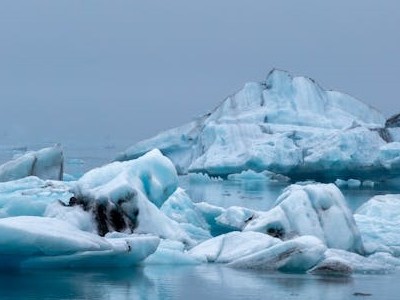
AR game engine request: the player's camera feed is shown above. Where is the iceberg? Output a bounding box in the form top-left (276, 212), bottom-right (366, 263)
top-left (227, 235), bottom-right (326, 272)
top-left (68, 149), bottom-right (194, 245)
top-left (354, 194), bottom-right (400, 256)
top-left (0, 145), bottom-right (64, 182)
top-left (189, 231), bottom-right (326, 272)
top-left (188, 231), bottom-right (280, 263)
top-left (145, 239), bottom-right (200, 265)
top-left (244, 183), bottom-right (364, 254)
top-left (116, 70), bottom-right (400, 181)
top-left (194, 202), bottom-right (230, 236)
top-left (194, 202), bottom-right (257, 236)
top-left (2, 147), bottom-right (400, 273)
top-left (187, 185), bottom-right (400, 273)
top-left (309, 249), bottom-right (400, 275)
top-left (0, 216), bottom-right (159, 269)
top-left (386, 113), bottom-right (400, 142)
top-left (0, 176), bottom-right (73, 218)
top-left (160, 188), bottom-right (212, 243)
top-left (161, 188), bottom-right (208, 230)
top-left (214, 206), bottom-right (255, 231)
top-left (76, 148), bottom-right (178, 209)
top-left (227, 170), bottom-right (290, 183)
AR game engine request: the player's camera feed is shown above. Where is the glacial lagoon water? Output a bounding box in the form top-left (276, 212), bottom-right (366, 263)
top-left (1, 143), bottom-right (400, 300)
top-left (1, 266), bottom-right (400, 300)
top-left (179, 174), bottom-right (400, 212)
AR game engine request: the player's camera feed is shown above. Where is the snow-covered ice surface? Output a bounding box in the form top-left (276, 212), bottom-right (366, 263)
top-left (116, 70), bottom-right (400, 181)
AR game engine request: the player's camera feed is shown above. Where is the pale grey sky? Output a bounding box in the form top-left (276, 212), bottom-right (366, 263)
top-left (0, 0), bottom-right (399, 147)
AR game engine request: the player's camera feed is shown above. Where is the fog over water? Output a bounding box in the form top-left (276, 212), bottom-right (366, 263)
top-left (0, 0), bottom-right (399, 147)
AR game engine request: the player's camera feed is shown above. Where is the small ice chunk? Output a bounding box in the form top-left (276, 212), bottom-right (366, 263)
top-left (188, 231), bottom-right (280, 263)
top-left (355, 194), bottom-right (400, 256)
top-left (0, 145), bottom-right (64, 182)
top-left (195, 202), bottom-right (256, 236)
top-left (347, 179), bottom-right (361, 188)
top-left (0, 177), bottom-right (73, 218)
top-left (228, 236), bottom-right (326, 272)
top-left (310, 249), bottom-right (398, 275)
top-left (334, 178), bottom-right (361, 188)
top-left (161, 188), bottom-right (211, 243)
top-left (145, 239), bottom-right (200, 265)
top-left (362, 180), bottom-right (375, 188)
top-left (215, 206), bottom-right (256, 231)
top-left (308, 257), bottom-right (353, 276)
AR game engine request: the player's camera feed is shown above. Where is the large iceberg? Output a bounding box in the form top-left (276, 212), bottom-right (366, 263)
top-left (0, 145), bottom-right (64, 182)
top-left (116, 70), bottom-right (400, 180)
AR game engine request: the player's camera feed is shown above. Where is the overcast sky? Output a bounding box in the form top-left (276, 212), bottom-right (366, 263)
top-left (0, 0), bottom-right (399, 147)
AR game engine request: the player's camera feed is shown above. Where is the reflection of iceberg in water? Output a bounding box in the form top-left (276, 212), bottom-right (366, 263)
top-left (141, 265), bottom-right (400, 300)
top-left (0, 264), bottom-right (400, 299)
top-left (0, 268), bottom-right (156, 300)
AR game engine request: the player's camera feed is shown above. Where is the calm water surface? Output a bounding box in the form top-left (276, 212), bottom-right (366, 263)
top-left (0, 266), bottom-right (399, 300)
top-left (180, 175), bottom-right (400, 212)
